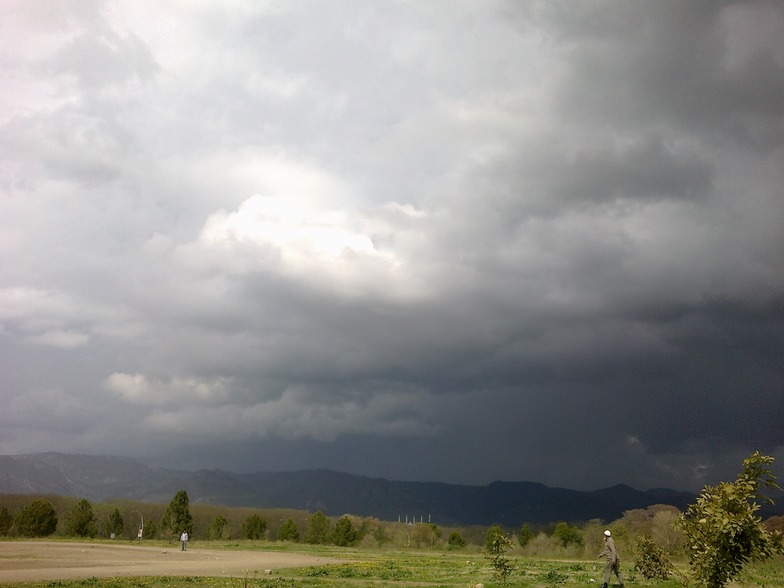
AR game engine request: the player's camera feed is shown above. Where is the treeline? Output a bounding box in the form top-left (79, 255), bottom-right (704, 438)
top-left (0, 489), bottom-right (669, 552)
top-left (0, 491), bottom-right (439, 548)
top-left (2, 491), bottom-right (782, 553)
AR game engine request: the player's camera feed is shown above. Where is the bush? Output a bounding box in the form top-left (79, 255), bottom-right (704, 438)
top-left (542, 567), bottom-right (567, 588)
top-left (483, 525), bottom-right (515, 585)
top-left (634, 535), bottom-right (673, 580)
top-left (410, 523), bottom-right (440, 548)
top-left (448, 530), bottom-right (466, 549)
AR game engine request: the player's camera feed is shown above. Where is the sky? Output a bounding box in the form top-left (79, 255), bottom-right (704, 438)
top-left (2, 0), bottom-right (783, 493)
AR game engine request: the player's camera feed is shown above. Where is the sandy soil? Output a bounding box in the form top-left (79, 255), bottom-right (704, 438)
top-left (0, 541), bottom-right (344, 583)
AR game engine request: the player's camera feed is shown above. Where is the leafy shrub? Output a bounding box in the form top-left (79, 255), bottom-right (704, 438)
top-left (679, 451), bottom-right (784, 588)
top-left (634, 535), bottom-right (673, 580)
top-left (542, 567), bottom-right (567, 587)
top-left (448, 530), bottom-right (466, 548)
top-left (483, 525), bottom-right (515, 585)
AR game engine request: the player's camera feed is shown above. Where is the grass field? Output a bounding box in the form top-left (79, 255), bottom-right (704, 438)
top-left (1, 540), bottom-right (783, 588)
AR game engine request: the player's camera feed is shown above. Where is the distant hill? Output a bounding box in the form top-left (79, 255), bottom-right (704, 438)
top-left (0, 452), bottom-right (703, 526)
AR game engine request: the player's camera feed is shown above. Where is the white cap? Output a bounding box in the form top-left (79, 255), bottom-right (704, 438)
top-left (604, 530), bottom-right (612, 537)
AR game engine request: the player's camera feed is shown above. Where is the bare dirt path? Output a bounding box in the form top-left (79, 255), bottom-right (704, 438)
top-left (0, 541), bottom-right (344, 583)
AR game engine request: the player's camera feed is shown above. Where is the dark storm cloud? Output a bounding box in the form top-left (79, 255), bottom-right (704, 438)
top-left (544, 0), bottom-right (784, 146)
top-left (1, 0), bottom-right (783, 492)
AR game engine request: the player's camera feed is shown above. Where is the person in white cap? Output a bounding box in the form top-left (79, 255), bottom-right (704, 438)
top-left (598, 529), bottom-right (623, 588)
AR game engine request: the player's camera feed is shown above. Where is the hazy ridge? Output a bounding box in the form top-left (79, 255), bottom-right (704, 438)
top-left (0, 452), bottom-right (702, 526)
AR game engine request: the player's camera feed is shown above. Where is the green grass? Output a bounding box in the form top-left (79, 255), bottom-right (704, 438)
top-left (1, 545), bottom-right (782, 588)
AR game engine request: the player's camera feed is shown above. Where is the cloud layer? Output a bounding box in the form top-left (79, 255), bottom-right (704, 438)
top-left (2, 0), bottom-right (783, 491)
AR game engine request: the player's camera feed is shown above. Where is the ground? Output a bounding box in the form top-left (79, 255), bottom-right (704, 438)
top-left (0, 541), bottom-right (341, 583)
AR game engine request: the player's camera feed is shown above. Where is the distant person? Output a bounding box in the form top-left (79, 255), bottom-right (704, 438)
top-left (598, 529), bottom-right (623, 588)
top-left (180, 530), bottom-right (189, 551)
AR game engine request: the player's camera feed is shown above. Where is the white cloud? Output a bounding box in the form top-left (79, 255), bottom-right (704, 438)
top-left (0, 288), bottom-right (85, 332)
top-left (200, 193), bottom-right (376, 259)
top-left (106, 373), bottom-right (234, 407)
top-left (177, 155), bottom-right (436, 300)
top-left (383, 202), bottom-right (427, 218)
top-left (26, 329), bottom-right (89, 349)
top-left (243, 70), bottom-right (310, 101)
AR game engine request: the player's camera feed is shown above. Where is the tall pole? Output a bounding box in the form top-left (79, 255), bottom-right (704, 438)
top-left (133, 511), bottom-right (144, 540)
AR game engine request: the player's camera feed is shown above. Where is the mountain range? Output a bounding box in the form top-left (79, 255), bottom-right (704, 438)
top-left (0, 452), bottom-right (702, 526)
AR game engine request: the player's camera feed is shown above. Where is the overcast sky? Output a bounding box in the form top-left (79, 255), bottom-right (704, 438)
top-left (2, 1), bottom-right (783, 493)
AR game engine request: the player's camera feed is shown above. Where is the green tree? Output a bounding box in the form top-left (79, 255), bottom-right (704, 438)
top-left (448, 530), bottom-right (466, 549)
top-left (483, 525), bottom-right (515, 585)
top-left (304, 511), bottom-right (331, 544)
top-left (107, 508), bottom-right (124, 538)
top-left (14, 499), bottom-right (58, 537)
top-left (65, 498), bottom-right (98, 537)
top-left (552, 521), bottom-right (583, 547)
top-left (277, 518), bottom-right (299, 541)
top-left (0, 507), bottom-right (13, 536)
top-left (332, 516), bottom-right (357, 546)
top-left (242, 514), bottom-right (267, 539)
top-left (617, 504), bottom-right (682, 554)
top-left (144, 519), bottom-right (158, 539)
top-left (410, 522), bottom-right (440, 548)
top-left (160, 490), bottom-right (193, 539)
top-left (679, 451), bottom-right (784, 588)
top-left (372, 523), bottom-right (387, 544)
top-left (518, 523), bottom-right (534, 547)
top-left (208, 514), bottom-right (231, 539)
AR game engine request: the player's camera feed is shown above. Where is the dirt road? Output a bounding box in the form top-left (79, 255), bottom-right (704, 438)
top-left (0, 541), bottom-right (344, 583)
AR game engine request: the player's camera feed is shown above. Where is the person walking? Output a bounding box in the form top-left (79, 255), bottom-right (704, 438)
top-left (598, 529), bottom-right (623, 588)
top-left (180, 530), bottom-right (189, 551)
